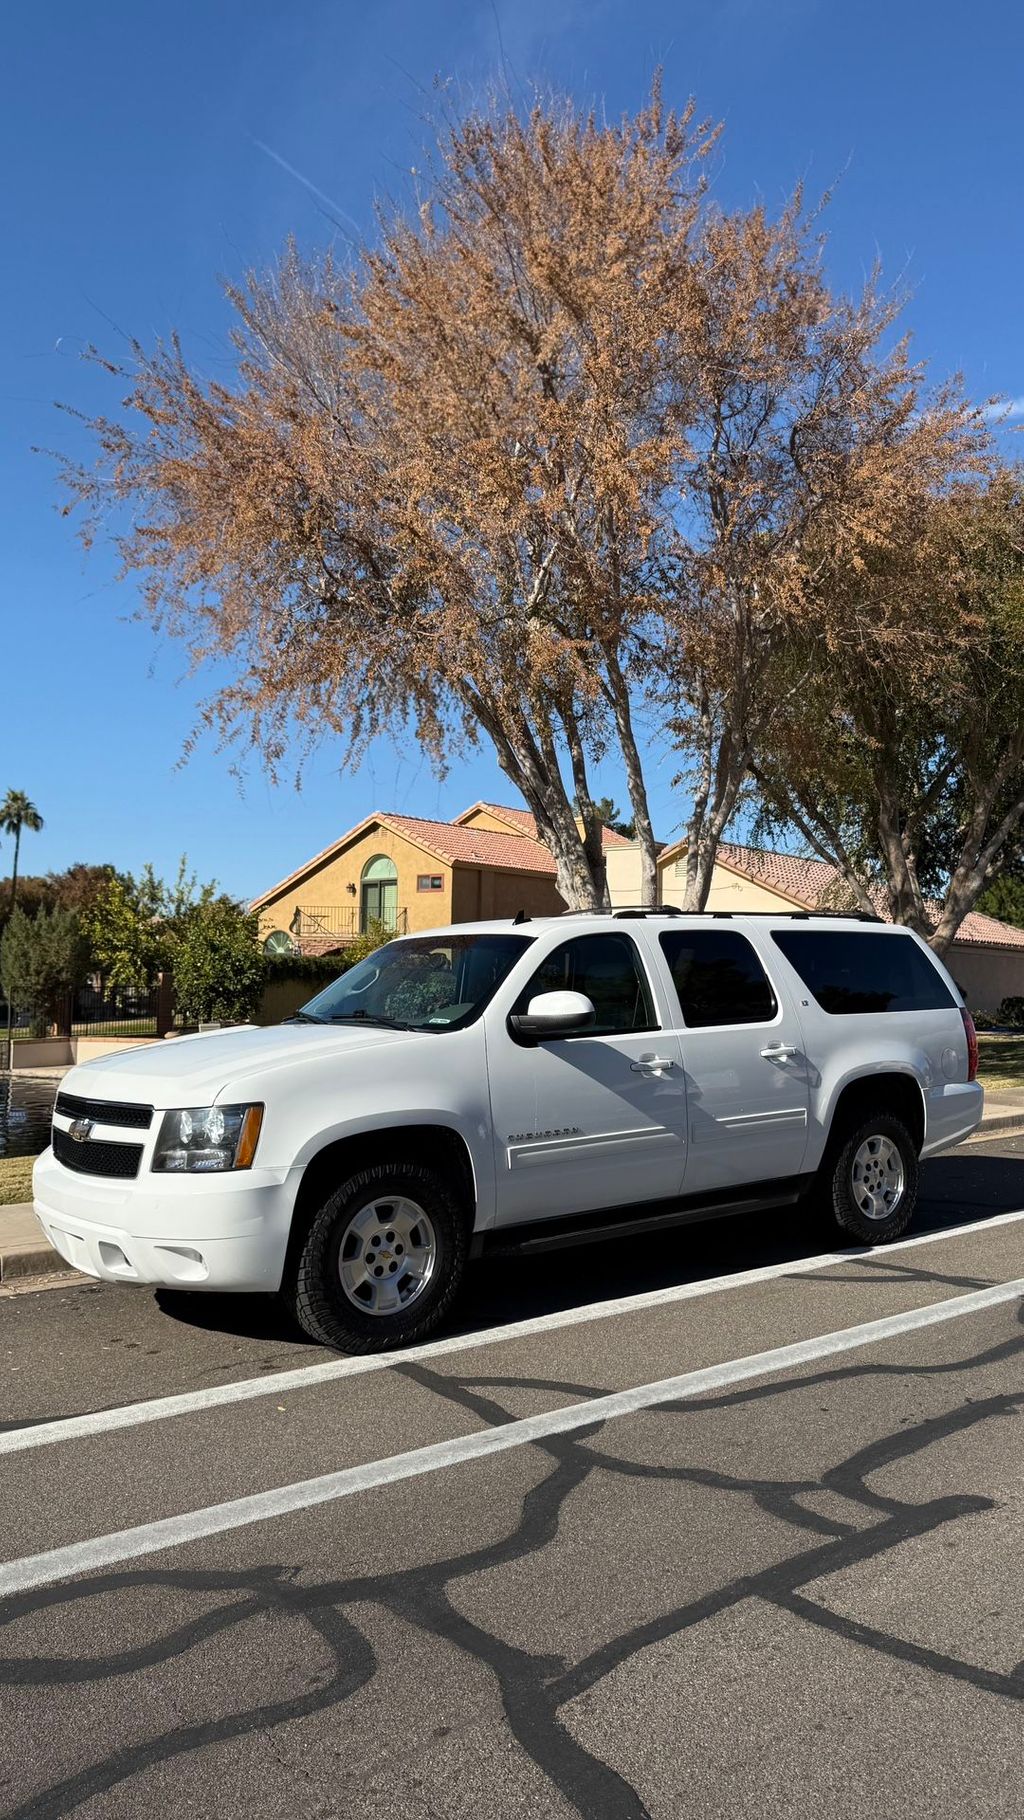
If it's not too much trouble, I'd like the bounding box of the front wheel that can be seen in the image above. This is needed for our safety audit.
[285,1160,469,1353]
[826,1112,919,1245]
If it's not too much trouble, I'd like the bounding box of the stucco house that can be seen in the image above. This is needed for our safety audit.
[252,802,630,953]
[253,801,1024,1012]
[252,802,632,952]
[606,837,1024,1014]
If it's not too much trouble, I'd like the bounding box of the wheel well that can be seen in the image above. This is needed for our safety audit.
[827,1074,925,1156]
[283,1124,476,1286]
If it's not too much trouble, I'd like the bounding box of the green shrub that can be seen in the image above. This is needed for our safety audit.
[334,919,393,970]
[995,996,1024,1029]
[174,901,266,1026]
[0,906,90,1031]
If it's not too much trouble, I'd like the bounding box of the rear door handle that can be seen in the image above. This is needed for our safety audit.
[760,1042,798,1060]
[631,1056,678,1072]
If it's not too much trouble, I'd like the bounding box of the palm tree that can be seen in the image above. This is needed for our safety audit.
[1,790,44,1064]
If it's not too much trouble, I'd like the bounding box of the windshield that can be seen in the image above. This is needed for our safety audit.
[298,933,534,1032]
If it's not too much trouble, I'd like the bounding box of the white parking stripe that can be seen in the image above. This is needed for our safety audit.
[3,1207,1023,1462]
[2,1276,1021,1600]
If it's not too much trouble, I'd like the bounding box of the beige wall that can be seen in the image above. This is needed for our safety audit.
[11,1037,72,1070]
[608,845,798,913]
[450,865,564,923]
[945,944,1024,1015]
[11,1035,167,1071]
[688,867,797,913]
[256,823,455,942]
[604,844,643,904]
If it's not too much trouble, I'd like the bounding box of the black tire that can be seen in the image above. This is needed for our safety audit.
[826,1111,919,1245]
[285,1160,469,1354]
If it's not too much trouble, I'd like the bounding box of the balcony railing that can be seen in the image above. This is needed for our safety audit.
[290,905,408,949]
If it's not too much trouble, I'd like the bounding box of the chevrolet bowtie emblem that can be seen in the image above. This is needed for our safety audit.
[69,1119,94,1143]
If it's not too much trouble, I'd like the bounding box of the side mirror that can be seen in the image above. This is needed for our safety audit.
[508,990,596,1044]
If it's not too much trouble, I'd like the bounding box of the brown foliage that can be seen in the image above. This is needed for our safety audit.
[58,84,992,909]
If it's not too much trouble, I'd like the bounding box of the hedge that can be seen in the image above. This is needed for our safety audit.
[263,953,349,983]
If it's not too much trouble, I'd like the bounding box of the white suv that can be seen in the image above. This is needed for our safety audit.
[34,911,983,1352]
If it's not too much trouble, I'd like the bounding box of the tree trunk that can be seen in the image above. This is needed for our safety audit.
[491,742,604,910]
[602,645,658,905]
[466,687,606,909]
[677,720,749,911]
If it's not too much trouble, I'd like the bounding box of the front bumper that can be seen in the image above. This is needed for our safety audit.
[32,1148,299,1292]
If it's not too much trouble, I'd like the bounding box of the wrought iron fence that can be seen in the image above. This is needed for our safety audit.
[1,978,177,1067]
[70,980,165,1040]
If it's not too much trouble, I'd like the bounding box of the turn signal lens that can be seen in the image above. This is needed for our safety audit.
[234,1104,264,1169]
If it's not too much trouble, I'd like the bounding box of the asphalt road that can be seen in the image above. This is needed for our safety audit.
[2,1133,1024,1819]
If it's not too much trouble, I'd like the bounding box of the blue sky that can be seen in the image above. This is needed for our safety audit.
[3,0,1022,900]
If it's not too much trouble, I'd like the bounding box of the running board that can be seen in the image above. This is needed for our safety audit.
[474,1178,809,1259]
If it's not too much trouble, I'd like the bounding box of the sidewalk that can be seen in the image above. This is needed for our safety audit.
[5,1088,1024,1288]
[968,1087,1024,1139]
[0,1202,72,1285]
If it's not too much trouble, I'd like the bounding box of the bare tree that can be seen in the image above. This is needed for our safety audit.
[58,87,987,913]
[62,88,722,908]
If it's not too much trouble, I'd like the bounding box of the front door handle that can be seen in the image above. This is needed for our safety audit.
[631,1056,678,1072]
[760,1042,798,1060]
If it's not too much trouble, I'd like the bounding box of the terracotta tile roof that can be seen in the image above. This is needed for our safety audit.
[457,801,632,847]
[379,813,557,873]
[717,844,1024,952]
[250,808,561,911]
[717,844,850,908]
[949,908,1024,950]
[296,933,349,957]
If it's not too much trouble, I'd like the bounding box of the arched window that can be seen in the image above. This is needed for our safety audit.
[360,853,398,932]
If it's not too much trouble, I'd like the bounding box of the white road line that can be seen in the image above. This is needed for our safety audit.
[3,1206,1023,1463]
[2,1275,1022,1600]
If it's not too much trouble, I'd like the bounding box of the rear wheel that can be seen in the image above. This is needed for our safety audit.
[826,1111,919,1245]
[286,1160,469,1353]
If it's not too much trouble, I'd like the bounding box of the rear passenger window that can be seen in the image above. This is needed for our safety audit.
[659,930,777,1027]
[771,930,955,1014]
[515,932,656,1035]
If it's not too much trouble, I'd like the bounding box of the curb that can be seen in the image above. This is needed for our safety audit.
[0,1241,77,1285]
[966,1111,1024,1142]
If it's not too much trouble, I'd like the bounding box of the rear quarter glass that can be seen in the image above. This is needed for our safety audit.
[769,928,956,1015]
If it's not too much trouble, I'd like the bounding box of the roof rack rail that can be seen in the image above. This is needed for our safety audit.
[719,909,884,924]
[559,905,686,919]
[558,906,883,923]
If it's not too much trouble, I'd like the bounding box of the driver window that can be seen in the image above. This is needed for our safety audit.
[514,932,657,1036]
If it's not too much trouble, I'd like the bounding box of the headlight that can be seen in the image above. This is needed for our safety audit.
[151,1104,264,1173]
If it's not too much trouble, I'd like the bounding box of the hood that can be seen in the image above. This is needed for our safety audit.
[60,1021,423,1108]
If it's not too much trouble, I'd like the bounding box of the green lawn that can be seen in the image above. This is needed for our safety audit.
[977,1033,1024,1091]
[0,1155,36,1206]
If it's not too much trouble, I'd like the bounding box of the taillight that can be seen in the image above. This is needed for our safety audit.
[960,1007,979,1082]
